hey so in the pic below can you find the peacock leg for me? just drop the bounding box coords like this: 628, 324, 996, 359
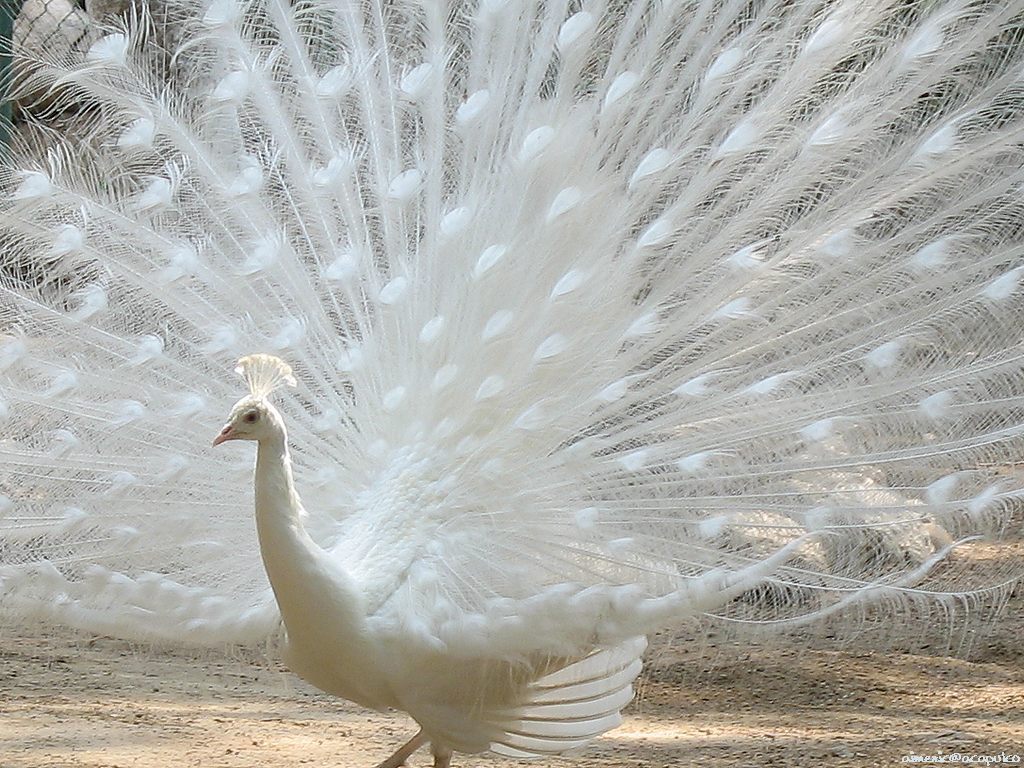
374, 729, 428, 768
431, 742, 453, 768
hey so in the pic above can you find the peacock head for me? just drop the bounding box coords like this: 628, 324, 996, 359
212, 354, 296, 446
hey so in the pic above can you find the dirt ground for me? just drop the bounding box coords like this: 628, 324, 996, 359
2, 606, 1022, 768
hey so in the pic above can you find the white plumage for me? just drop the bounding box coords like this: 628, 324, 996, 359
2, 0, 1023, 764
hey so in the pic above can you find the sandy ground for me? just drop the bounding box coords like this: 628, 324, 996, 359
2, 608, 1022, 768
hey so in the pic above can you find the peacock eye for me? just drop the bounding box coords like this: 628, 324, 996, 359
243, 411, 259, 423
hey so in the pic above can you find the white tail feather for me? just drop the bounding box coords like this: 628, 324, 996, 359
490, 638, 647, 758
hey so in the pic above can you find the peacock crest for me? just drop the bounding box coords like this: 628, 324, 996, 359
235, 354, 297, 399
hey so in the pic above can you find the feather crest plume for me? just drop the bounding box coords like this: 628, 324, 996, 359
236, 354, 297, 398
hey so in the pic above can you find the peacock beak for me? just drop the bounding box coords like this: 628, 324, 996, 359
212, 424, 236, 446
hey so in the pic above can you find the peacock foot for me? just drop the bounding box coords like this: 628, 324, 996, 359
373, 729, 427, 768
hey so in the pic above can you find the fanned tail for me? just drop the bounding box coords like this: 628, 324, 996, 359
0, 0, 1022, 655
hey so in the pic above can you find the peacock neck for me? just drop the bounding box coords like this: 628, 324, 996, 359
252, 433, 365, 639
252, 434, 389, 710
253, 433, 317, 601
254, 434, 299, 528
